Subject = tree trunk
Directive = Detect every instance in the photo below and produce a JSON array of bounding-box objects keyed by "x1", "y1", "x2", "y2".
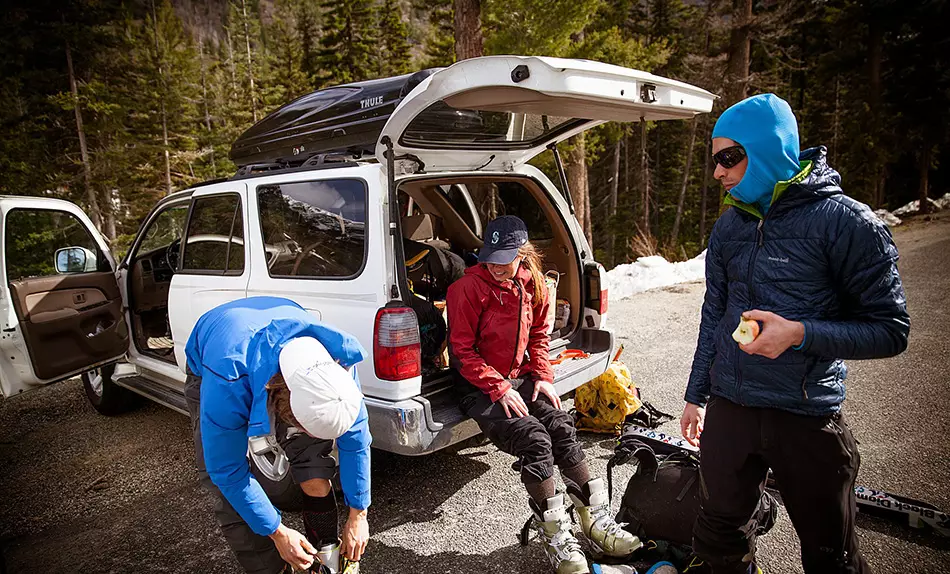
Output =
[
  {"x1": 151, "y1": 0, "x2": 173, "y2": 196},
  {"x1": 724, "y1": 0, "x2": 753, "y2": 106},
  {"x1": 453, "y1": 0, "x2": 483, "y2": 60},
  {"x1": 65, "y1": 39, "x2": 103, "y2": 233},
  {"x1": 198, "y1": 37, "x2": 216, "y2": 176},
  {"x1": 607, "y1": 139, "x2": 621, "y2": 267},
  {"x1": 565, "y1": 134, "x2": 591, "y2": 246},
  {"x1": 700, "y1": 122, "x2": 711, "y2": 247},
  {"x1": 671, "y1": 117, "x2": 699, "y2": 246},
  {"x1": 639, "y1": 121, "x2": 651, "y2": 235},
  {"x1": 918, "y1": 146, "x2": 932, "y2": 215},
  {"x1": 226, "y1": 27, "x2": 238, "y2": 97},
  {"x1": 868, "y1": 17, "x2": 884, "y2": 208},
  {"x1": 241, "y1": 0, "x2": 258, "y2": 122}
]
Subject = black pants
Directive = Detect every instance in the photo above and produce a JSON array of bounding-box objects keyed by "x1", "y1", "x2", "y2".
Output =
[
  {"x1": 185, "y1": 373, "x2": 336, "y2": 574},
  {"x1": 693, "y1": 396, "x2": 869, "y2": 574},
  {"x1": 459, "y1": 378, "x2": 586, "y2": 484}
]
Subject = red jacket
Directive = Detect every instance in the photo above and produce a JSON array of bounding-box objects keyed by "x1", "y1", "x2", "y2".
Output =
[{"x1": 447, "y1": 263, "x2": 554, "y2": 402}]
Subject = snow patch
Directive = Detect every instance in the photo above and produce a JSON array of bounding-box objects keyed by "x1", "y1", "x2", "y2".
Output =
[
  {"x1": 874, "y1": 209, "x2": 902, "y2": 227},
  {"x1": 606, "y1": 251, "x2": 706, "y2": 301}
]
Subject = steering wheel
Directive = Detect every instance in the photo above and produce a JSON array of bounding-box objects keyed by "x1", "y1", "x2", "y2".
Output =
[
  {"x1": 290, "y1": 240, "x2": 324, "y2": 276},
  {"x1": 164, "y1": 238, "x2": 182, "y2": 271}
]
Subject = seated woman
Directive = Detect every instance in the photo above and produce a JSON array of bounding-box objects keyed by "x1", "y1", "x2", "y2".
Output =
[{"x1": 446, "y1": 216, "x2": 640, "y2": 574}]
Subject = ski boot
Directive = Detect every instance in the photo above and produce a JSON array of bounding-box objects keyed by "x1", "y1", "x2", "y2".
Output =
[
  {"x1": 570, "y1": 478, "x2": 642, "y2": 557},
  {"x1": 312, "y1": 540, "x2": 359, "y2": 574},
  {"x1": 530, "y1": 494, "x2": 590, "y2": 574}
]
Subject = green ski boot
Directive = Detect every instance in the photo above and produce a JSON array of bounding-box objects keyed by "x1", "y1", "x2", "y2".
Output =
[
  {"x1": 570, "y1": 478, "x2": 642, "y2": 557},
  {"x1": 530, "y1": 494, "x2": 590, "y2": 574}
]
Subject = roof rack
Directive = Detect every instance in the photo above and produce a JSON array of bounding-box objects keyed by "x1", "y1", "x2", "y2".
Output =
[
  {"x1": 230, "y1": 69, "x2": 439, "y2": 169},
  {"x1": 228, "y1": 153, "x2": 362, "y2": 181}
]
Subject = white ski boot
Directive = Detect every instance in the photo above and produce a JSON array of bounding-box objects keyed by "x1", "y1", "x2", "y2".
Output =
[
  {"x1": 530, "y1": 494, "x2": 590, "y2": 574},
  {"x1": 312, "y1": 540, "x2": 359, "y2": 574},
  {"x1": 569, "y1": 478, "x2": 642, "y2": 557}
]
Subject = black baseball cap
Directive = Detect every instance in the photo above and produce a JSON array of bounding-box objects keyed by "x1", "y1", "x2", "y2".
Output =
[{"x1": 478, "y1": 215, "x2": 529, "y2": 265}]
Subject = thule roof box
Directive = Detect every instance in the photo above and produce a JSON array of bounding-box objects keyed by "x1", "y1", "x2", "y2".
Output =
[{"x1": 230, "y1": 69, "x2": 438, "y2": 168}]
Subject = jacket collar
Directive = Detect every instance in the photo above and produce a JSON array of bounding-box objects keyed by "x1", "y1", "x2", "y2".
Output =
[
  {"x1": 723, "y1": 146, "x2": 842, "y2": 220},
  {"x1": 466, "y1": 262, "x2": 533, "y2": 291}
]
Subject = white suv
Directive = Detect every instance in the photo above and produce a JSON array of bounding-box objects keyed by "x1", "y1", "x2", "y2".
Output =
[{"x1": 0, "y1": 56, "x2": 713, "y2": 495}]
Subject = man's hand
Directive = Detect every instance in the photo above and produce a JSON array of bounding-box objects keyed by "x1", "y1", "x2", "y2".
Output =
[
  {"x1": 532, "y1": 380, "x2": 562, "y2": 410},
  {"x1": 268, "y1": 523, "x2": 316, "y2": 571},
  {"x1": 498, "y1": 387, "x2": 529, "y2": 418},
  {"x1": 680, "y1": 403, "x2": 705, "y2": 447},
  {"x1": 738, "y1": 310, "x2": 805, "y2": 359},
  {"x1": 341, "y1": 508, "x2": 369, "y2": 562}
]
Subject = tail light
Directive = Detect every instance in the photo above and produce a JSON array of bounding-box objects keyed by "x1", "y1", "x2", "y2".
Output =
[
  {"x1": 374, "y1": 306, "x2": 421, "y2": 380},
  {"x1": 599, "y1": 288, "x2": 608, "y2": 315},
  {"x1": 586, "y1": 262, "x2": 609, "y2": 316}
]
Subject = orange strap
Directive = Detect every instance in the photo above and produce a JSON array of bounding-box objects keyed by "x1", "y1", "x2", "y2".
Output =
[{"x1": 551, "y1": 349, "x2": 591, "y2": 365}]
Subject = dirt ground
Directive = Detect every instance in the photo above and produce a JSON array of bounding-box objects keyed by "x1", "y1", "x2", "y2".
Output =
[{"x1": 1, "y1": 212, "x2": 948, "y2": 574}]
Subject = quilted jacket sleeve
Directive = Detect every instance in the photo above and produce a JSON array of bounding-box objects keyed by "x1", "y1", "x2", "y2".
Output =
[
  {"x1": 800, "y1": 211, "x2": 910, "y2": 359},
  {"x1": 684, "y1": 223, "x2": 728, "y2": 406}
]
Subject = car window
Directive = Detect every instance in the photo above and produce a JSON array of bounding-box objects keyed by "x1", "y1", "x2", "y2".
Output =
[
  {"x1": 257, "y1": 179, "x2": 367, "y2": 279},
  {"x1": 180, "y1": 195, "x2": 245, "y2": 275},
  {"x1": 136, "y1": 204, "x2": 189, "y2": 256},
  {"x1": 475, "y1": 181, "x2": 554, "y2": 241},
  {"x1": 3, "y1": 208, "x2": 109, "y2": 281}
]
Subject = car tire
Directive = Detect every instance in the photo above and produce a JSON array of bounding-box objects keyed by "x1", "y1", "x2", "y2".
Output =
[
  {"x1": 81, "y1": 364, "x2": 139, "y2": 416},
  {"x1": 248, "y1": 446, "x2": 304, "y2": 512}
]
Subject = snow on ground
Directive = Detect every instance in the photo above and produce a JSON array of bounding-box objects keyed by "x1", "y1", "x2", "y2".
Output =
[
  {"x1": 605, "y1": 251, "x2": 706, "y2": 301},
  {"x1": 874, "y1": 192, "x2": 950, "y2": 226},
  {"x1": 874, "y1": 209, "x2": 902, "y2": 226}
]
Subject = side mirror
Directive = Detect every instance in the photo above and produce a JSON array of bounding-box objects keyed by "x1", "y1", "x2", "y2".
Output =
[{"x1": 55, "y1": 247, "x2": 95, "y2": 274}]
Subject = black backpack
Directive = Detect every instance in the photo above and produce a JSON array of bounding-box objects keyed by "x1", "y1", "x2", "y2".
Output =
[{"x1": 608, "y1": 430, "x2": 778, "y2": 549}]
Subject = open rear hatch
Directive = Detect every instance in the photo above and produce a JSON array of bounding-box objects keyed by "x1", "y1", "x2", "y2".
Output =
[{"x1": 376, "y1": 55, "x2": 715, "y2": 173}]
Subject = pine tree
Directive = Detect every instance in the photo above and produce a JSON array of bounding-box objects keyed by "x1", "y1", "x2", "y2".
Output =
[
  {"x1": 415, "y1": 0, "x2": 455, "y2": 68},
  {"x1": 262, "y1": 0, "x2": 312, "y2": 109},
  {"x1": 318, "y1": 0, "x2": 378, "y2": 86},
  {"x1": 378, "y1": 0, "x2": 412, "y2": 76}
]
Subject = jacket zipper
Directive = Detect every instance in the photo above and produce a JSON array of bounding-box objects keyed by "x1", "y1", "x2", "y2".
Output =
[
  {"x1": 736, "y1": 218, "x2": 766, "y2": 404},
  {"x1": 507, "y1": 281, "x2": 524, "y2": 378}
]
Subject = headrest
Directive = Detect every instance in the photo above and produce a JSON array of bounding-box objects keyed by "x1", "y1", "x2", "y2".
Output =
[{"x1": 402, "y1": 213, "x2": 441, "y2": 242}]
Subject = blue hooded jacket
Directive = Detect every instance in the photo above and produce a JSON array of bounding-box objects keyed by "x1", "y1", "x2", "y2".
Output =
[
  {"x1": 185, "y1": 296, "x2": 371, "y2": 536},
  {"x1": 712, "y1": 94, "x2": 802, "y2": 213},
  {"x1": 686, "y1": 103, "x2": 910, "y2": 414}
]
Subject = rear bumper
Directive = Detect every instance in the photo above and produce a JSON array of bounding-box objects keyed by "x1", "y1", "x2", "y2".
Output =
[{"x1": 364, "y1": 327, "x2": 615, "y2": 456}]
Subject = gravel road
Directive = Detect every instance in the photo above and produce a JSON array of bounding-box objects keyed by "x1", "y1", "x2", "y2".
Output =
[{"x1": 2, "y1": 213, "x2": 948, "y2": 574}]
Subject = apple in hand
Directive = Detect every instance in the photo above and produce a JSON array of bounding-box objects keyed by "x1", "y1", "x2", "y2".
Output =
[{"x1": 732, "y1": 317, "x2": 760, "y2": 345}]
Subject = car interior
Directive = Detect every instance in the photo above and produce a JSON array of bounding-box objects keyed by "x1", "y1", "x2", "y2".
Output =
[
  {"x1": 126, "y1": 203, "x2": 189, "y2": 364},
  {"x1": 397, "y1": 175, "x2": 581, "y2": 378}
]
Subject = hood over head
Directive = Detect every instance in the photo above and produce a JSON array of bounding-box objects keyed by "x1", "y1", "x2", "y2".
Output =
[{"x1": 713, "y1": 93, "x2": 802, "y2": 212}]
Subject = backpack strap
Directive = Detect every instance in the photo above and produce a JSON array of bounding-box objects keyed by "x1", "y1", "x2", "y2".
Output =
[{"x1": 606, "y1": 437, "x2": 659, "y2": 505}]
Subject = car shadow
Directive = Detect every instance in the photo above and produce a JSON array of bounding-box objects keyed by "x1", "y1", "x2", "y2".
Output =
[{"x1": 369, "y1": 443, "x2": 493, "y2": 531}]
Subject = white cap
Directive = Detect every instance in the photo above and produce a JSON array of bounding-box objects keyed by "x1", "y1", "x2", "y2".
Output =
[{"x1": 278, "y1": 337, "x2": 363, "y2": 440}]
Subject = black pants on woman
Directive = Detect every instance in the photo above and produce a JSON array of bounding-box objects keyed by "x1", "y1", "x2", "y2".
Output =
[
  {"x1": 459, "y1": 377, "x2": 586, "y2": 486},
  {"x1": 693, "y1": 396, "x2": 869, "y2": 574}
]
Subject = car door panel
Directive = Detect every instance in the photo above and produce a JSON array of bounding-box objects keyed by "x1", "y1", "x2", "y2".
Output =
[{"x1": 8, "y1": 271, "x2": 129, "y2": 381}]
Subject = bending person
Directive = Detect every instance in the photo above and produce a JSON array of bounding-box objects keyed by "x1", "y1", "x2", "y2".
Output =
[
  {"x1": 447, "y1": 216, "x2": 639, "y2": 574},
  {"x1": 184, "y1": 296, "x2": 370, "y2": 574}
]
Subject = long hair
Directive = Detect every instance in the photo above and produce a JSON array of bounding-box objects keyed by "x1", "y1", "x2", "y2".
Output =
[
  {"x1": 519, "y1": 242, "x2": 546, "y2": 307},
  {"x1": 265, "y1": 372, "x2": 302, "y2": 429}
]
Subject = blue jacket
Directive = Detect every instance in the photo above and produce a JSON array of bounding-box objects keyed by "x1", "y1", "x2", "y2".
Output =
[
  {"x1": 685, "y1": 147, "x2": 910, "y2": 415},
  {"x1": 185, "y1": 296, "x2": 371, "y2": 536}
]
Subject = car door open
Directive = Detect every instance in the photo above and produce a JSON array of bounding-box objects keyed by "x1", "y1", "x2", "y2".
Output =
[{"x1": 0, "y1": 198, "x2": 129, "y2": 397}]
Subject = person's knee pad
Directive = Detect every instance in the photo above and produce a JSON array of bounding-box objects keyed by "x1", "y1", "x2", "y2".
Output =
[{"x1": 302, "y1": 487, "x2": 339, "y2": 547}]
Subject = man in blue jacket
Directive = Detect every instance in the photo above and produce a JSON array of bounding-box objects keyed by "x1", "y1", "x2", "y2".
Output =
[
  {"x1": 184, "y1": 296, "x2": 371, "y2": 574},
  {"x1": 680, "y1": 94, "x2": 910, "y2": 574}
]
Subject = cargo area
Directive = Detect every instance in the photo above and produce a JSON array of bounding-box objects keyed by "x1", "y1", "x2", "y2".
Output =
[{"x1": 395, "y1": 174, "x2": 582, "y2": 383}]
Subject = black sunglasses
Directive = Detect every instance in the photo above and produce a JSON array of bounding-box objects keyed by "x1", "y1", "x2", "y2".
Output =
[{"x1": 713, "y1": 145, "x2": 746, "y2": 169}]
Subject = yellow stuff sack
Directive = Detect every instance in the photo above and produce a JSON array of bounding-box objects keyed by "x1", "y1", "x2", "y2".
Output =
[{"x1": 573, "y1": 361, "x2": 643, "y2": 435}]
